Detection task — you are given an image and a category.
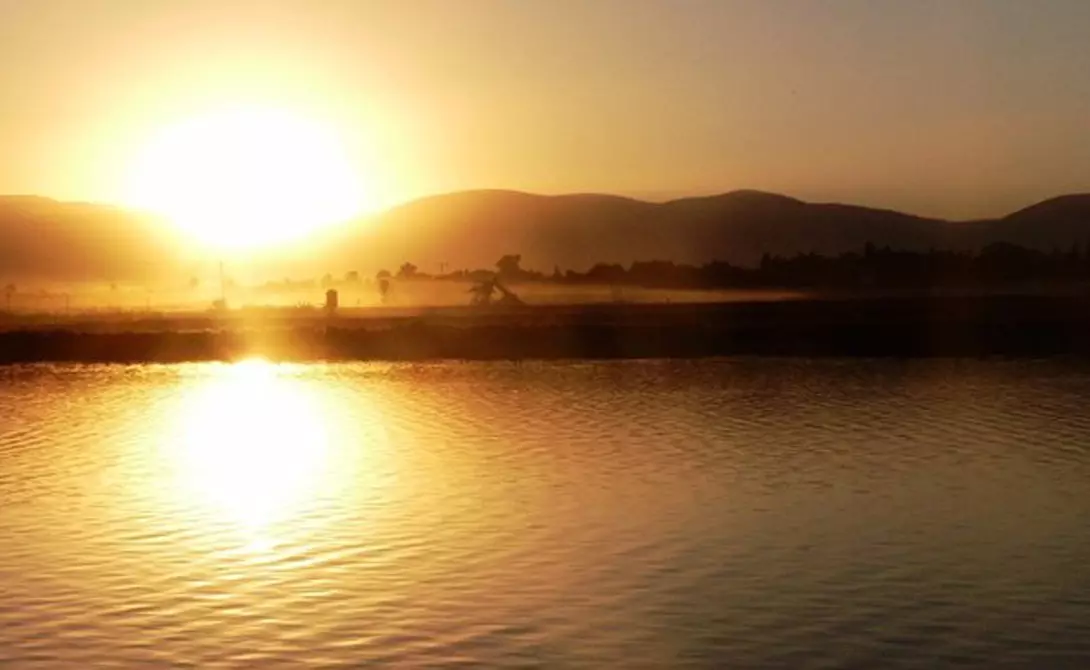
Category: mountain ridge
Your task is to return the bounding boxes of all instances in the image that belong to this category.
[2,190,1089,283]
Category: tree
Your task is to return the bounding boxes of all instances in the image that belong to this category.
[345,271,360,283]
[321,273,335,288]
[376,269,391,280]
[585,263,626,283]
[496,254,523,279]
[397,262,418,279]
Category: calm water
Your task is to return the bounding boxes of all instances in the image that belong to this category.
[1,359,1089,668]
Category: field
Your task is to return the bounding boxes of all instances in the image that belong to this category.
[3,288,1090,363]
[0,280,804,320]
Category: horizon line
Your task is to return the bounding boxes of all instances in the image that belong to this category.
[2,188,1089,223]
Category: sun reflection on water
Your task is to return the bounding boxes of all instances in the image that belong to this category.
[163,359,340,539]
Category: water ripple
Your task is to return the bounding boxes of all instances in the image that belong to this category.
[1,359,1089,667]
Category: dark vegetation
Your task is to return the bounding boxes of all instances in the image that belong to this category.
[4,296,1090,363]
[382,243,1090,292]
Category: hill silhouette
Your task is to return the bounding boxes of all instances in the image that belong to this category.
[2,190,1090,283]
[0,197,185,283]
[986,194,1090,249]
[328,189,1090,273]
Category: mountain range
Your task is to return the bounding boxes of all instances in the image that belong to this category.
[2,190,1090,284]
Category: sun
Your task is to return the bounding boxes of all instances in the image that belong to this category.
[123,106,371,251]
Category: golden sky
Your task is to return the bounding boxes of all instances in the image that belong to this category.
[2,0,1089,221]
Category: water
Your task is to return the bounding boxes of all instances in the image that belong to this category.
[1,359,1089,668]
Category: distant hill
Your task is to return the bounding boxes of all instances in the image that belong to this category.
[2,190,1090,283]
[985,195,1090,250]
[330,189,1090,272]
[0,196,185,283]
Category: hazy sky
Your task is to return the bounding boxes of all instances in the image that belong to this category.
[2,0,1089,218]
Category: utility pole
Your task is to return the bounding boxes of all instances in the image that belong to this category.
[219,260,227,307]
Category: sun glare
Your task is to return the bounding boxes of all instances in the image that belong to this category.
[166,359,333,531]
[124,107,371,251]
[154,359,399,552]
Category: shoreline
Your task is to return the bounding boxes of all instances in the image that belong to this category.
[3,294,1090,363]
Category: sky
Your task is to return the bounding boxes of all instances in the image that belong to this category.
[1,0,1089,219]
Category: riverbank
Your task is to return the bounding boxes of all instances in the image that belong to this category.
[2,294,1090,363]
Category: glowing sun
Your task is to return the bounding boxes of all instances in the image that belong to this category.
[124,107,370,250]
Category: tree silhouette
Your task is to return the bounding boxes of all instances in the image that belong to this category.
[501,241,1090,290]
[398,262,418,279]
[376,271,391,304]
[496,254,523,279]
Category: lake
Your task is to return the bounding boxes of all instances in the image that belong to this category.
[1,359,1088,668]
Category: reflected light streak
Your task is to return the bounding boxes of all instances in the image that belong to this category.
[164,359,334,533]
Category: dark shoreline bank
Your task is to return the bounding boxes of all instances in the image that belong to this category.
[3,295,1090,363]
